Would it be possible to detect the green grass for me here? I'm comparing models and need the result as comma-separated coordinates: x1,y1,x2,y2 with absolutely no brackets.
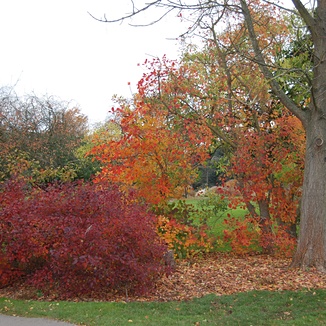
1,289,326,325
166,196,250,253
183,197,248,245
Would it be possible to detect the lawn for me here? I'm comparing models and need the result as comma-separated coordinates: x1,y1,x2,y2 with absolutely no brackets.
173,196,247,225
175,196,249,251
1,289,326,325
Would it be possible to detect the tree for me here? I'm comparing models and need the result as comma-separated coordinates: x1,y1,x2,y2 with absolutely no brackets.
74,120,120,181
96,0,326,270
131,40,304,252
90,16,304,252
0,88,89,183
91,91,211,205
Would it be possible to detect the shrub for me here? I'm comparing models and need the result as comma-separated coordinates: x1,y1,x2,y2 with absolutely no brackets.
223,216,261,255
196,192,229,224
155,200,213,259
0,178,168,298
223,215,296,257
157,215,212,259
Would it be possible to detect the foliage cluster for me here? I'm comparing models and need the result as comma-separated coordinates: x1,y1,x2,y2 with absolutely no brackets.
216,114,303,256
155,197,228,258
0,89,96,184
90,91,211,205
0,178,168,298
157,215,212,259
196,190,229,220
222,214,297,257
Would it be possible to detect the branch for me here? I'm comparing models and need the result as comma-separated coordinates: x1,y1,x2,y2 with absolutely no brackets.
240,0,310,128
88,0,161,24
129,7,175,27
262,0,298,15
291,0,315,32
88,0,232,30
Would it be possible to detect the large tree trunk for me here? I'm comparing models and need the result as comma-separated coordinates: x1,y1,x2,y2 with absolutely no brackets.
291,2,326,270
291,113,326,271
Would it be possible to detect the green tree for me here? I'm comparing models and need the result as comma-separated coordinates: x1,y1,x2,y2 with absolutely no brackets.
75,120,122,180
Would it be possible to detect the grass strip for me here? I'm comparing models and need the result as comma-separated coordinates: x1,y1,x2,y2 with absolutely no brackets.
1,289,325,325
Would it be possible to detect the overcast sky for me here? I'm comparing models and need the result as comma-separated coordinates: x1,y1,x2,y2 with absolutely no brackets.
0,1,186,124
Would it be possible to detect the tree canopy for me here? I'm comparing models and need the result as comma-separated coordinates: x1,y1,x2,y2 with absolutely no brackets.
95,0,326,271
0,88,89,183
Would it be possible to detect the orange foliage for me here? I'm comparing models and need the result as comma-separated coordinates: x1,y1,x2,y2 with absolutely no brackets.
92,4,303,255
91,81,211,205
156,215,212,259
223,216,261,255
229,114,304,217
221,113,304,255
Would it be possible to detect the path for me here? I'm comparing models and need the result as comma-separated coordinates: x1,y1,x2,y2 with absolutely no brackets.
0,314,76,325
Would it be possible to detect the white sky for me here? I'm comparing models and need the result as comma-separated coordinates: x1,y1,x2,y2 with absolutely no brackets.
0,1,186,125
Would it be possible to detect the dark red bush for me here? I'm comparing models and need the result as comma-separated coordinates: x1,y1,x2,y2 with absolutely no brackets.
0,178,168,298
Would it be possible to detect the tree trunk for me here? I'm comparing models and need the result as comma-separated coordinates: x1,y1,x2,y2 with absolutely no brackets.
291,114,326,271
258,198,274,254
291,2,326,271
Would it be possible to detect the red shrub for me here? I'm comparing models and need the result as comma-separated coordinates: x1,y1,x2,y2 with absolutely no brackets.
223,215,296,257
0,179,168,298
223,216,261,254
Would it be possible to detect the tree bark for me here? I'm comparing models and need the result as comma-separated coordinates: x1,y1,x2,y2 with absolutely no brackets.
291,112,326,271
241,0,326,270
291,1,326,271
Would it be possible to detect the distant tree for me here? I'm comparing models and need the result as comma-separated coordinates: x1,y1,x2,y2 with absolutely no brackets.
0,88,88,183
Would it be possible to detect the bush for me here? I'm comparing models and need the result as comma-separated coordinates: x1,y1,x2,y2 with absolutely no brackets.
157,215,212,259
196,191,229,223
155,200,213,259
223,215,297,257
0,178,168,298
223,215,261,255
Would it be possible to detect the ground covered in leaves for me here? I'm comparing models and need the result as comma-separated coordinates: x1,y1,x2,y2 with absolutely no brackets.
1,253,326,302
150,253,326,301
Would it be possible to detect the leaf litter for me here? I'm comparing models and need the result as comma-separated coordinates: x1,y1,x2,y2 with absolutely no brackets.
0,253,325,302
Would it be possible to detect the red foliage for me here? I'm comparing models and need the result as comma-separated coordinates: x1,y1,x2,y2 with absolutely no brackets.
223,216,261,255
222,114,304,254
0,178,168,298
223,215,297,257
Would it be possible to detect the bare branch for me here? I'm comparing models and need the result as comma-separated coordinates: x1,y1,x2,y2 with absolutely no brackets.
88,0,161,24
129,7,175,27
262,0,298,15
88,0,233,29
